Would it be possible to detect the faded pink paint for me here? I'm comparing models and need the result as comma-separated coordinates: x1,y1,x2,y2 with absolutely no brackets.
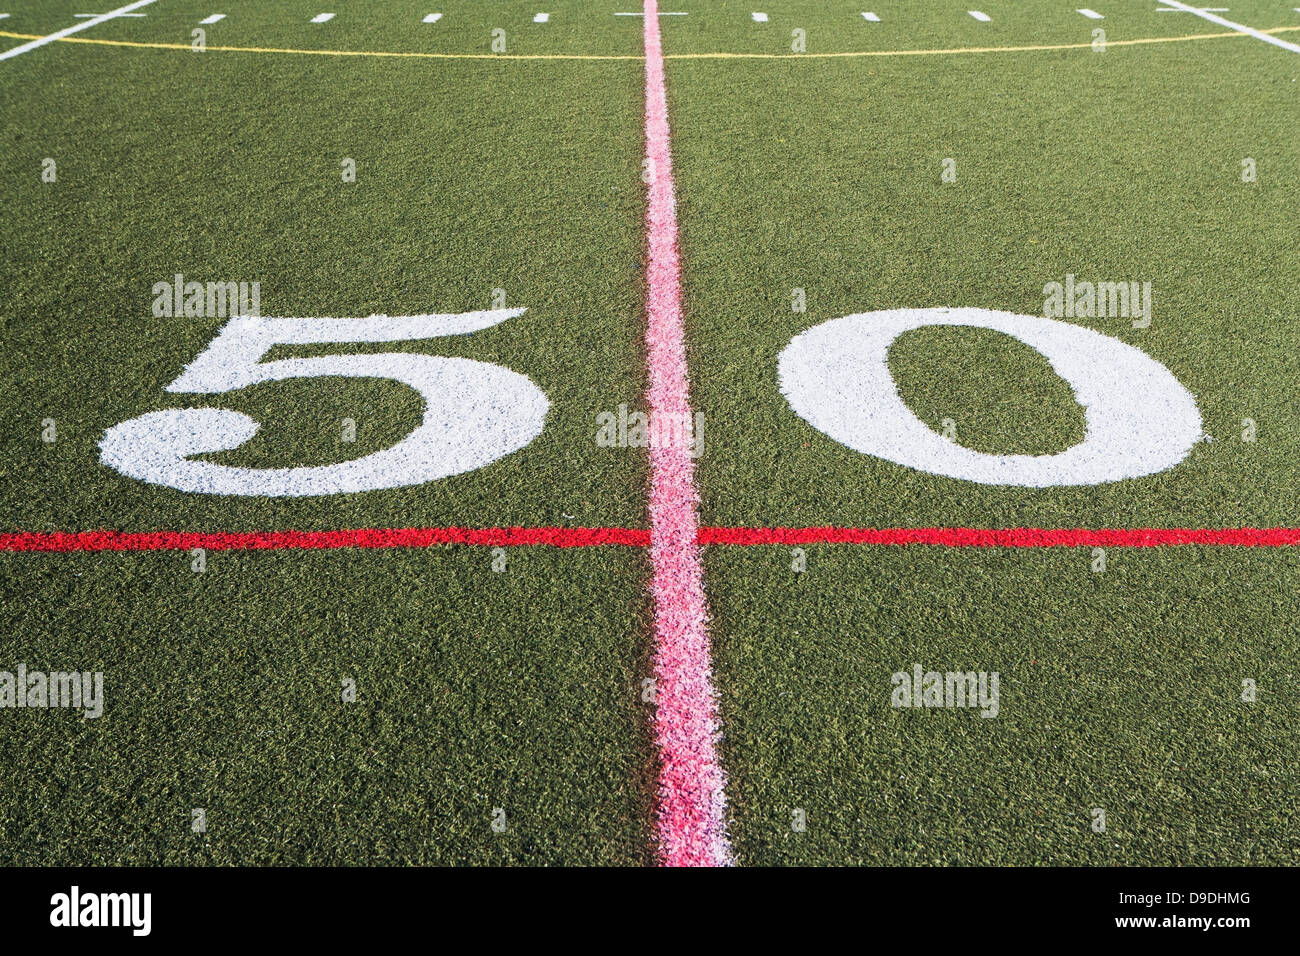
640,0,732,866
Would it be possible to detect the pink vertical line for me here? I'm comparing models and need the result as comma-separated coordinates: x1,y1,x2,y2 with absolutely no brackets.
640,0,733,866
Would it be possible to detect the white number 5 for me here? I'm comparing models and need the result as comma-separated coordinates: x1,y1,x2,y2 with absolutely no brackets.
100,310,549,496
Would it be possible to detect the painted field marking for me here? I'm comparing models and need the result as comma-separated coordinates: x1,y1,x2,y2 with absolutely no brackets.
0,0,154,61
0,29,646,58
6,527,1298,552
615,10,688,15
423,13,442,23
780,308,1201,488
862,12,880,21
310,13,334,24
969,10,992,22
0,528,649,552
0,13,9,19
100,311,547,497
752,12,768,22
534,12,549,23
75,12,146,16
1157,5,1227,10
3,23,1298,61
1155,0,1300,51
199,14,225,25
699,527,1300,547
1077,8,1104,19
639,0,732,868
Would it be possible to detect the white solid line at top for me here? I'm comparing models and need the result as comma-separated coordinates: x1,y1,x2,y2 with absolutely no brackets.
310,13,334,23
533,12,549,22
0,0,156,60
423,13,442,22
1077,8,1104,19
752,12,768,22
199,14,225,24
861,12,880,21
1157,0,1300,52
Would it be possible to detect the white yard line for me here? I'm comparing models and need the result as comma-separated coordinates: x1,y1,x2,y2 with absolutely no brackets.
861,12,880,22
1156,0,1300,53
533,12,549,23
639,0,732,868
1077,8,1104,19
0,0,156,61
423,13,442,23
199,14,225,25
751,12,768,22
310,13,334,24
969,10,991,22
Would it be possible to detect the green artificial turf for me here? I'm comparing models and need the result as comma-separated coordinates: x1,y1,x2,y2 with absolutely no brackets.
2,1,1298,866
707,544,1300,865
0,10,648,533
673,32,1300,530
1,1,655,865
668,6,1300,864
0,546,655,865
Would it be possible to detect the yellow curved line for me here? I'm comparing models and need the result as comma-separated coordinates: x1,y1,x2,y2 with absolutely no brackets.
2,26,1299,62
0,30,640,59
671,25,1300,58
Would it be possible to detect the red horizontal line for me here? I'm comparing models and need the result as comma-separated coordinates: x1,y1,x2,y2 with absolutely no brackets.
0,527,650,552
698,527,1300,547
2,526,1299,553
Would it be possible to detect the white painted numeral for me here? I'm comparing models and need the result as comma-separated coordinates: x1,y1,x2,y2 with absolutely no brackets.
778,307,1202,487
100,310,548,496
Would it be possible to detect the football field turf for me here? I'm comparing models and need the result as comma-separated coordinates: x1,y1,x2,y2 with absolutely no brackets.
1,1,1298,866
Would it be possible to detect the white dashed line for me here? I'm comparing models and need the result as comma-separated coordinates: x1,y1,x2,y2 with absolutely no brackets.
199,14,225,24
533,12,549,22
1077,8,1104,19
968,10,991,22
751,11,768,22
310,13,334,24
861,11,880,21
423,13,442,23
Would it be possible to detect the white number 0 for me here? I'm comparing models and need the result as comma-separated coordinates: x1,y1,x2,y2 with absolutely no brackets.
779,307,1203,487
100,310,549,496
